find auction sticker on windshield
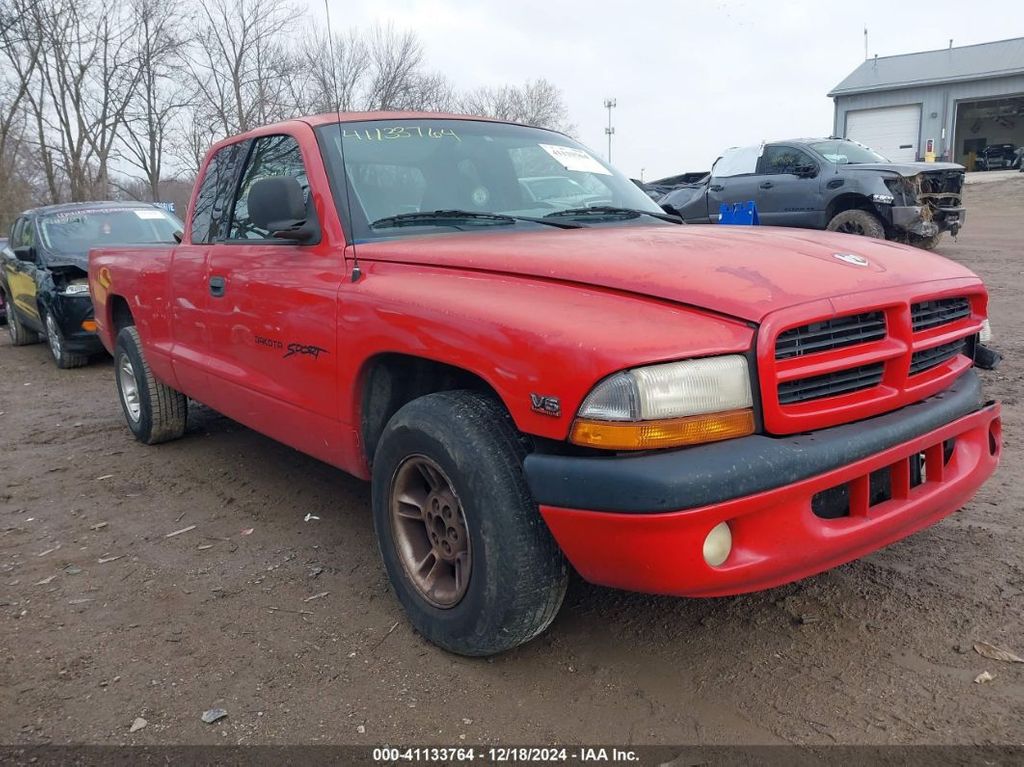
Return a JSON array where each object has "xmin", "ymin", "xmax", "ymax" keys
[{"xmin": 539, "ymin": 144, "xmax": 611, "ymax": 175}]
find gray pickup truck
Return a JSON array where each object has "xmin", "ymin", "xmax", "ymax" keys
[{"xmin": 662, "ymin": 138, "xmax": 966, "ymax": 249}]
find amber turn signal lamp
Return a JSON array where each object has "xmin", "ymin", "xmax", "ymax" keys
[
  {"xmin": 81, "ymin": 319, "xmax": 98, "ymax": 332},
  {"xmin": 570, "ymin": 408, "xmax": 755, "ymax": 451}
]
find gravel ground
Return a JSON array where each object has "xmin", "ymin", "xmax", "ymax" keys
[{"xmin": 1, "ymin": 177, "xmax": 1022, "ymax": 746}]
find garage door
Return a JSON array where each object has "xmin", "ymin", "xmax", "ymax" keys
[{"xmin": 845, "ymin": 105, "xmax": 921, "ymax": 162}]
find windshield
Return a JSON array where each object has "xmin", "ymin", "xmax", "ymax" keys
[
  {"xmin": 315, "ymin": 119, "xmax": 664, "ymax": 240},
  {"xmin": 38, "ymin": 207, "xmax": 182, "ymax": 254},
  {"xmin": 810, "ymin": 140, "xmax": 889, "ymax": 165}
]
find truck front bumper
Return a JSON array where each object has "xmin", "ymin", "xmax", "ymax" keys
[
  {"xmin": 525, "ymin": 371, "xmax": 1000, "ymax": 597},
  {"xmin": 891, "ymin": 205, "xmax": 966, "ymax": 237}
]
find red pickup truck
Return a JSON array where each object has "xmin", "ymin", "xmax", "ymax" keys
[{"xmin": 89, "ymin": 113, "xmax": 1002, "ymax": 656}]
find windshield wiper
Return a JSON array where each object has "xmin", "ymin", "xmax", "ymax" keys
[
  {"xmin": 543, "ymin": 206, "xmax": 682, "ymax": 224},
  {"xmin": 371, "ymin": 209, "xmax": 582, "ymax": 230}
]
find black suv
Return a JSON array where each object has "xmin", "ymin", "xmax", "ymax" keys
[
  {"xmin": 1, "ymin": 202, "xmax": 182, "ymax": 368},
  {"xmin": 662, "ymin": 138, "xmax": 966, "ymax": 249}
]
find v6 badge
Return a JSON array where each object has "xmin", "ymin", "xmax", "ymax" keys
[{"xmin": 530, "ymin": 394, "xmax": 561, "ymax": 417}]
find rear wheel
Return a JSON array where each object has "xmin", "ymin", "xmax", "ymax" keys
[
  {"xmin": 114, "ymin": 325, "xmax": 187, "ymax": 444},
  {"xmin": 44, "ymin": 310, "xmax": 89, "ymax": 368},
  {"xmin": 372, "ymin": 390, "xmax": 568, "ymax": 656},
  {"xmin": 826, "ymin": 209, "xmax": 886, "ymax": 239},
  {"xmin": 5, "ymin": 293, "xmax": 40, "ymax": 346}
]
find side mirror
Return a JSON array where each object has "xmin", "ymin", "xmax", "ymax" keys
[
  {"xmin": 172, "ymin": 230, "xmax": 183, "ymax": 244},
  {"xmin": 795, "ymin": 164, "xmax": 818, "ymax": 178},
  {"xmin": 13, "ymin": 245, "xmax": 36, "ymax": 263},
  {"xmin": 248, "ymin": 176, "xmax": 317, "ymax": 243}
]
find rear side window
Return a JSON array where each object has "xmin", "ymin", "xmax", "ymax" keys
[
  {"xmin": 191, "ymin": 143, "xmax": 245, "ymax": 244},
  {"xmin": 712, "ymin": 146, "xmax": 761, "ymax": 178},
  {"xmin": 761, "ymin": 146, "xmax": 814, "ymax": 175},
  {"xmin": 228, "ymin": 134, "xmax": 312, "ymax": 241}
]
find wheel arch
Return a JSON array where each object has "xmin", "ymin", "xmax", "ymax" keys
[
  {"xmin": 356, "ymin": 352, "xmax": 510, "ymax": 468},
  {"xmin": 108, "ymin": 294, "xmax": 135, "ymax": 334},
  {"xmin": 825, "ymin": 192, "xmax": 875, "ymax": 222}
]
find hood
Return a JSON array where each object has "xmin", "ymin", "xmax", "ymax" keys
[
  {"xmin": 357, "ymin": 224, "xmax": 980, "ymax": 323},
  {"xmin": 843, "ymin": 161, "xmax": 964, "ymax": 177},
  {"xmin": 41, "ymin": 250, "xmax": 89, "ymax": 270}
]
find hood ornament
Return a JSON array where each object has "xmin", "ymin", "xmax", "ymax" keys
[{"xmin": 833, "ymin": 252, "xmax": 870, "ymax": 267}]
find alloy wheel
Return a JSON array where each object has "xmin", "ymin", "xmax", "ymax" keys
[{"xmin": 389, "ymin": 455, "xmax": 472, "ymax": 608}]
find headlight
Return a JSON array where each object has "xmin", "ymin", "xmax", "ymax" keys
[
  {"xmin": 60, "ymin": 282, "xmax": 90, "ymax": 297},
  {"xmin": 980, "ymin": 318, "xmax": 992, "ymax": 345},
  {"xmin": 570, "ymin": 355, "xmax": 755, "ymax": 451}
]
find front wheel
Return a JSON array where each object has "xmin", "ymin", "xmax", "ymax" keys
[
  {"xmin": 44, "ymin": 310, "xmax": 89, "ymax": 369},
  {"xmin": 372, "ymin": 391, "xmax": 568, "ymax": 656},
  {"xmin": 114, "ymin": 326, "xmax": 187, "ymax": 444},
  {"xmin": 826, "ymin": 209, "xmax": 886, "ymax": 239}
]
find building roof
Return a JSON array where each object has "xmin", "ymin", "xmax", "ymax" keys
[{"xmin": 829, "ymin": 37, "xmax": 1024, "ymax": 97}]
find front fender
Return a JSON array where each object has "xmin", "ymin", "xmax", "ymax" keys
[{"xmin": 339, "ymin": 262, "xmax": 754, "ymax": 442}]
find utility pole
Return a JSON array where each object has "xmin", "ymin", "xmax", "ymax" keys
[{"xmin": 603, "ymin": 98, "xmax": 616, "ymax": 163}]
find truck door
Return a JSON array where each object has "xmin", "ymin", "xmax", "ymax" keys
[
  {"xmin": 203, "ymin": 132, "xmax": 343, "ymax": 453},
  {"xmin": 753, "ymin": 145, "xmax": 822, "ymax": 228},
  {"xmin": 169, "ymin": 140, "xmax": 248, "ymax": 397},
  {"xmin": 706, "ymin": 145, "xmax": 763, "ymax": 223}
]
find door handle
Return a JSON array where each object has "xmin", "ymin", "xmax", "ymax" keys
[
  {"xmin": 209, "ymin": 276, "xmax": 226, "ymax": 297},
  {"xmin": 709, "ymin": 184, "xmax": 724, "ymax": 192},
  {"xmin": 759, "ymin": 181, "xmax": 774, "ymax": 189}
]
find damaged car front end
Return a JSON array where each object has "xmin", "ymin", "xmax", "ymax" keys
[
  {"xmin": 879, "ymin": 168, "xmax": 966, "ymax": 245},
  {"xmin": 1, "ymin": 202, "xmax": 183, "ymax": 368}
]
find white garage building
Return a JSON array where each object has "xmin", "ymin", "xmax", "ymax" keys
[{"xmin": 830, "ymin": 37, "xmax": 1024, "ymax": 167}]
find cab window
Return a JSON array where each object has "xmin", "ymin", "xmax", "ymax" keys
[
  {"xmin": 191, "ymin": 142, "xmax": 246, "ymax": 244},
  {"xmin": 760, "ymin": 146, "xmax": 815, "ymax": 175},
  {"xmin": 228, "ymin": 134, "xmax": 313, "ymax": 241}
]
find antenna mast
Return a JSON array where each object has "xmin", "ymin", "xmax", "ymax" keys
[{"xmin": 603, "ymin": 98, "xmax": 616, "ymax": 162}]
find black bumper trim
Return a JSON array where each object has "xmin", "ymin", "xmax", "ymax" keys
[{"xmin": 524, "ymin": 370, "xmax": 984, "ymax": 514}]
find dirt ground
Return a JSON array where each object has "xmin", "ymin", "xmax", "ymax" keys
[{"xmin": 2, "ymin": 178, "xmax": 1023, "ymax": 747}]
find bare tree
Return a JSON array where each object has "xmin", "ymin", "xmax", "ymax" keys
[
  {"xmin": 290, "ymin": 28, "xmax": 367, "ymax": 114},
  {"xmin": 119, "ymin": 0, "xmax": 190, "ymax": 201},
  {"xmin": 2, "ymin": 0, "xmax": 576, "ymax": 217},
  {"xmin": 188, "ymin": 0, "xmax": 298, "ymax": 136},
  {"xmin": 0, "ymin": 0, "xmax": 42, "ymax": 225},
  {"xmin": 1, "ymin": 0, "xmax": 141, "ymax": 202},
  {"xmin": 460, "ymin": 78, "xmax": 573, "ymax": 132}
]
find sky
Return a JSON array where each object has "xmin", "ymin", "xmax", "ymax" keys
[{"xmin": 318, "ymin": 0, "xmax": 1024, "ymax": 181}]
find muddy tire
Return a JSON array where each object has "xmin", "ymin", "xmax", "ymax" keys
[
  {"xmin": 826, "ymin": 209, "xmax": 886, "ymax": 239},
  {"xmin": 371, "ymin": 390, "xmax": 568, "ymax": 656},
  {"xmin": 5, "ymin": 293, "xmax": 40, "ymax": 346},
  {"xmin": 114, "ymin": 326, "xmax": 187, "ymax": 444},
  {"xmin": 44, "ymin": 310, "xmax": 89, "ymax": 369},
  {"xmin": 910, "ymin": 232, "xmax": 943, "ymax": 250}
]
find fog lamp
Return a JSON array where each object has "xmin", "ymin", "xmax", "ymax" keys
[{"xmin": 702, "ymin": 522, "xmax": 732, "ymax": 567}]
